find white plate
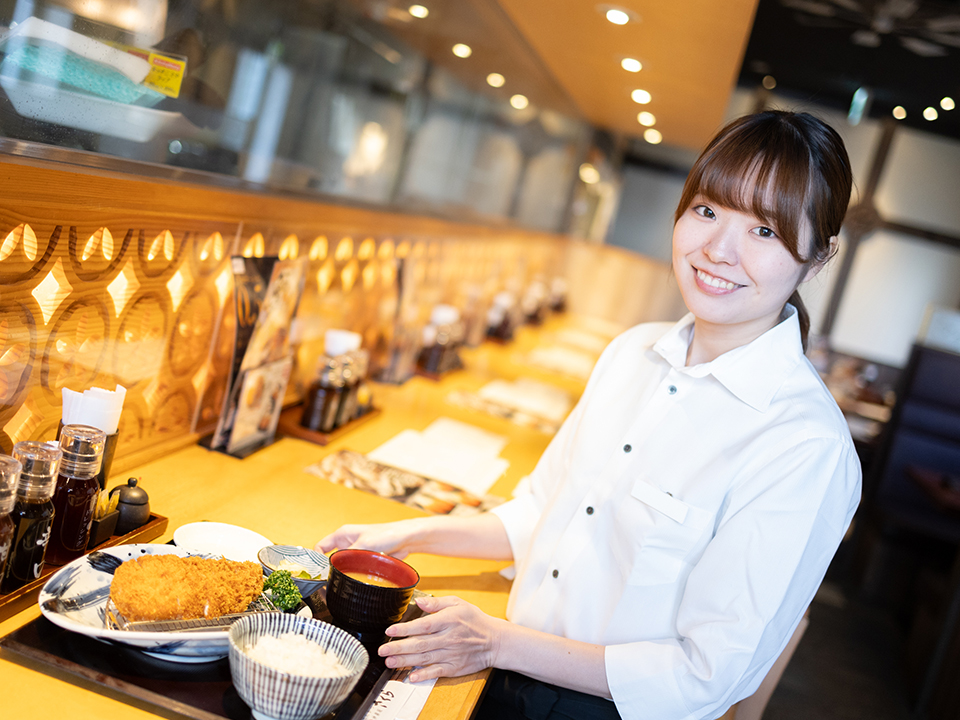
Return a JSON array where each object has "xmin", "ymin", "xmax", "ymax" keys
[
  {"xmin": 173, "ymin": 522, "xmax": 272, "ymax": 563},
  {"xmin": 38, "ymin": 544, "xmax": 249, "ymax": 662}
]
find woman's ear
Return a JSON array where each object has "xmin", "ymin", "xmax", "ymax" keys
[{"xmin": 802, "ymin": 235, "xmax": 839, "ymax": 283}]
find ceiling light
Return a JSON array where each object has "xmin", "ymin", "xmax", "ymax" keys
[
  {"xmin": 892, "ymin": 106, "xmax": 907, "ymax": 120},
  {"xmin": 408, "ymin": 4, "xmax": 429, "ymax": 18},
  {"xmin": 605, "ymin": 8, "xmax": 630, "ymax": 25},
  {"xmin": 621, "ymin": 57, "xmax": 642, "ymax": 72},
  {"xmin": 637, "ymin": 111, "xmax": 656, "ymax": 126},
  {"xmin": 452, "ymin": 43, "xmax": 472, "ymax": 58},
  {"xmin": 579, "ymin": 163, "xmax": 601, "ymax": 184},
  {"xmin": 486, "ymin": 73, "xmax": 505, "ymax": 88},
  {"xmin": 762, "ymin": 75, "xmax": 777, "ymax": 90},
  {"xmin": 643, "ymin": 128, "xmax": 663, "ymax": 145},
  {"xmin": 942, "ymin": 97, "xmax": 955, "ymax": 111},
  {"xmin": 631, "ymin": 89, "xmax": 651, "ymax": 104},
  {"xmin": 924, "ymin": 106, "xmax": 939, "ymax": 121},
  {"xmin": 510, "ymin": 94, "xmax": 529, "ymax": 110}
]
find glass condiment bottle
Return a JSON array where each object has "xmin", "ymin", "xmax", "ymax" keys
[
  {"xmin": 46, "ymin": 425, "xmax": 106, "ymax": 566},
  {"xmin": 1, "ymin": 441, "xmax": 61, "ymax": 593},
  {"xmin": 353, "ymin": 349, "xmax": 373, "ymax": 417},
  {"xmin": 0, "ymin": 455, "xmax": 22, "ymax": 589},
  {"xmin": 334, "ymin": 353, "xmax": 359, "ymax": 428},
  {"xmin": 300, "ymin": 355, "xmax": 345, "ymax": 434}
]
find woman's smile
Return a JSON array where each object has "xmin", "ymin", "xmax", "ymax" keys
[{"xmin": 694, "ymin": 268, "xmax": 744, "ymax": 293}]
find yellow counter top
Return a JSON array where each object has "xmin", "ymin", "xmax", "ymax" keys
[{"xmin": 0, "ymin": 318, "xmax": 601, "ymax": 720}]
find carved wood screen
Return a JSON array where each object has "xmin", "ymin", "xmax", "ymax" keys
[{"xmin": 0, "ymin": 158, "xmax": 564, "ymax": 472}]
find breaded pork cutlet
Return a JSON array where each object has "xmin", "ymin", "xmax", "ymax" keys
[{"xmin": 110, "ymin": 554, "xmax": 263, "ymax": 622}]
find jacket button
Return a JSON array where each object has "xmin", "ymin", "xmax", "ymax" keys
[
  {"xmin": 552, "ymin": 569, "xmax": 559, "ymax": 578},
  {"xmin": 623, "ymin": 444, "xmax": 632, "ymax": 452},
  {"xmin": 668, "ymin": 385, "xmax": 677, "ymax": 395},
  {"xmin": 586, "ymin": 506, "xmax": 594, "ymax": 515}
]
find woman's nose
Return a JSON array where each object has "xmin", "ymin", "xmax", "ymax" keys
[{"xmin": 703, "ymin": 225, "xmax": 739, "ymax": 264}]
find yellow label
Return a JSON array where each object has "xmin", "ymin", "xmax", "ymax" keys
[
  {"xmin": 107, "ymin": 42, "xmax": 187, "ymax": 99},
  {"xmin": 142, "ymin": 52, "xmax": 186, "ymax": 98}
]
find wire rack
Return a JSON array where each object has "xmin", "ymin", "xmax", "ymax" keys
[{"xmin": 105, "ymin": 594, "xmax": 281, "ymax": 633}]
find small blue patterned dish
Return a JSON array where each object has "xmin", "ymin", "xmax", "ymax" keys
[
  {"xmin": 258, "ymin": 545, "xmax": 329, "ymax": 598},
  {"xmin": 228, "ymin": 613, "xmax": 368, "ymax": 720}
]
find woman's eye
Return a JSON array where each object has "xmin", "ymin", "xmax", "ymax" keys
[
  {"xmin": 754, "ymin": 226, "xmax": 778, "ymax": 238},
  {"xmin": 693, "ymin": 205, "xmax": 716, "ymax": 219}
]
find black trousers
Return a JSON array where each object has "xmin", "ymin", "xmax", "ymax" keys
[{"xmin": 473, "ymin": 670, "xmax": 623, "ymax": 720}]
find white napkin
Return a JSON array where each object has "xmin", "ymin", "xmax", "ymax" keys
[{"xmin": 61, "ymin": 384, "xmax": 127, "ymax": 435}]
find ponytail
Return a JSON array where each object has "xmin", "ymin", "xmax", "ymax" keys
[{"xmin": 789, "ymin": 290, "xmax": 810, "ymax": 352}]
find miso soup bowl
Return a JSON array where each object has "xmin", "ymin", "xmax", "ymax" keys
[{"xmin": 326, "ymin": 549, "xmax": 419, "ymax": 635}]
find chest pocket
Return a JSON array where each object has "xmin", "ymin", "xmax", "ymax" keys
[{"xmin": 613, "ymin": 478, "xmax": 713, "ymax": 587}]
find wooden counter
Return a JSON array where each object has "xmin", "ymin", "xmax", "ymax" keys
[{"xmin": 0, "ymin": 318, "xmax": 601, "ymax": 720}]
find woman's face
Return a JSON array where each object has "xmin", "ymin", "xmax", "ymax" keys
[{"xmin": 672, "ymin": 194, "xmax": 818, "ymax": 343}]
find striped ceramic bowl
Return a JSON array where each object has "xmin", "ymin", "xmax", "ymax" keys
[
  {"xmin": 258, "ymin": 545, "xmax": 330, "ymax": 598},
  {"xmin": 228, "ymin": 613, "xmax": 368, "ymax": 720}
]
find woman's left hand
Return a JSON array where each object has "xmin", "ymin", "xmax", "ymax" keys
[{"xmin": 379, "ymin": 595, "xmax": 505, "ymax": 683}]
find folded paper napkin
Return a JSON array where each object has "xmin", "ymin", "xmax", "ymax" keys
[{"xmin": 62, "ymin": 385, "xmax": 127, "ymax": 435}]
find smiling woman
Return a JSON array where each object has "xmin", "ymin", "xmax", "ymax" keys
[{"xmin": 315, "ymin": 111, "xmax": 861, "ymax": 720}]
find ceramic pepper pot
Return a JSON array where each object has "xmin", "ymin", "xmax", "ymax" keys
[{"xmin": 110, "ymin": 478, "xmax": 150, "ymax": 535}]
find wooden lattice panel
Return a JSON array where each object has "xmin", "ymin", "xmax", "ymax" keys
[{"xmin": 0, "ymin": 158, "xmax": 568, "ymax": 470}]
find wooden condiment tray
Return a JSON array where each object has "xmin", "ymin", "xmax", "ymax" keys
[
  {"xmin": 277, "ymin": 404, "xmax": 381, "ymax": 446},
  {"xmin": 0, "ymin": 513, "xmax": 169, "ymax": 622}
]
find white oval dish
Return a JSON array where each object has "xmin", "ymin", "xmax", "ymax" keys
[
  {"xmin": 173, "ymin": 522, "xmax": 272, "ymax": 563},
  {"xmin": 38, "ymin": 543, "xmax": 279, "ymax": 663}
]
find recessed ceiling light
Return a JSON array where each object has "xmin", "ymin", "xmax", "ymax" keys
[
  {"xmin": 510, "ymin": 94, "xmax": 529, "ymax": 110},
  {"xmin": 606, "ymin": 8, "xmax": 630, "ymax": 24},
  {"xmin": 621, "ymin": 57, "xmax": 642, "ymax": 73},
  {"xmin": 579, "ymin": 163, "xmax": 601, "ymax": 184},
  {"xmin": 486, "ymin": 73, "xmax": 505, "ymax": 88},
  {"xmin": 452, "ymin": 43, "xmax": 472, "ymax": 58},
  {"xmin": 892, "ymin": 106, "xmax": 907, "ymax": 120},
  {"xmin": 924, "ymin": 106, "xmax": 938, "ymax": 121},
  {"xmin": 941, "ymin": 97, "xmax": 955, "ymax": 111},
  {"xmin": 408, "ymin": 4, "xmax": 429, "ymax": 18},
  {"xmin": 631, "ymin": 89, "xmax": 651, "ymax": 104},
  {"xmin": 762, "ymin": 75, "xmax": 777, "ymax": 90},
  {"xmin": 644, "ymin": 128, "xmax": 663, "ymax": 145},
  {"xmin": 637, "ymin": 111, "xmax": 656, "ymax": 126}
]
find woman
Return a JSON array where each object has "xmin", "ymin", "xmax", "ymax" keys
[{"xmin": 316, "ymin": 111, "xmax": 861, "ymax": 720}]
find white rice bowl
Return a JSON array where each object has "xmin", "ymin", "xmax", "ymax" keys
[{"xmin": 228, "ymin": 613, "xmax": 368, "ymax": 720}]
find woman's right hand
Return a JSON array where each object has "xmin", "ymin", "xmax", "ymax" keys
[{"xmin": 315, "ymin": 518, "xmax": 424, "ymax": 558}]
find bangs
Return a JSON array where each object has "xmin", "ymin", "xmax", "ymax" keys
[{"xmin": 678, "ymin": 120, "xmax": 815, "ymax": 262}]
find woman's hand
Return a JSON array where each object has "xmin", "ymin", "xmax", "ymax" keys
[
  {"xmin": 379, "ymin": 596, "xmax": 505, "ymax": 683},
  {"xmin": 314, "ymin": 519, "xmax": 423, "ymax": 558}
]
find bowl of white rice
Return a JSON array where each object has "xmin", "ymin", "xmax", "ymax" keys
[{"xmin": 228, "ymin": 613, "xmax": 368, "ymax": 720}]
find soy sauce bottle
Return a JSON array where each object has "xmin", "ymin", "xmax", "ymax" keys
[
  {"xmin": 300, "ymin": 355, "xmax": 345, "ymax": 434},
  {"xmin": 46, "ymin": 425, "xmax": 106, "ymax": 566},
  {"xmin": 0, "ymin": 455, "xmax": 22, "ymax": 588},
  {"xmin": 1, "ymin": 441, "xmax": 61, "ymax": 593}
]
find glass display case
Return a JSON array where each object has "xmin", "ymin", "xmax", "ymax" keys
[{"xmin": 0, "ymin": 0, "xmax": 592, "ymax": 232}]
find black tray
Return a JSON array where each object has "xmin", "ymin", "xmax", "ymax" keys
[{"xmin": 0, "ymin": 593, "xmax": 418, "ymax": 720}]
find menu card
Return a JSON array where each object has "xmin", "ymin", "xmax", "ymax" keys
[
  {"xmin": 447, "ymin": 377, "xmax": 573, "ymax": 434},
  {"xmin": 367, "ymin": 418, "xmax": 509, "ymax": 496},
  {"xmin": 210, "ymin": 255, "xmax": 306, "ymax": 457}
]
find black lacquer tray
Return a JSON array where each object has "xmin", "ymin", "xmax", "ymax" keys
[{"xmin": 0, "ymin": 592, "xmax": 418, "ymax": 720}]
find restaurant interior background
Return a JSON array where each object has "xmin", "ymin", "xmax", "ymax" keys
[{"xmin": 2, "ymin": 0, "xmax": 960, "ymax": 718}]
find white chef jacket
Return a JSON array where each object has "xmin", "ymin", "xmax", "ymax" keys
[{"xmin": 490, "ymin": 307, "xmax": 861, "ymax": 720}]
